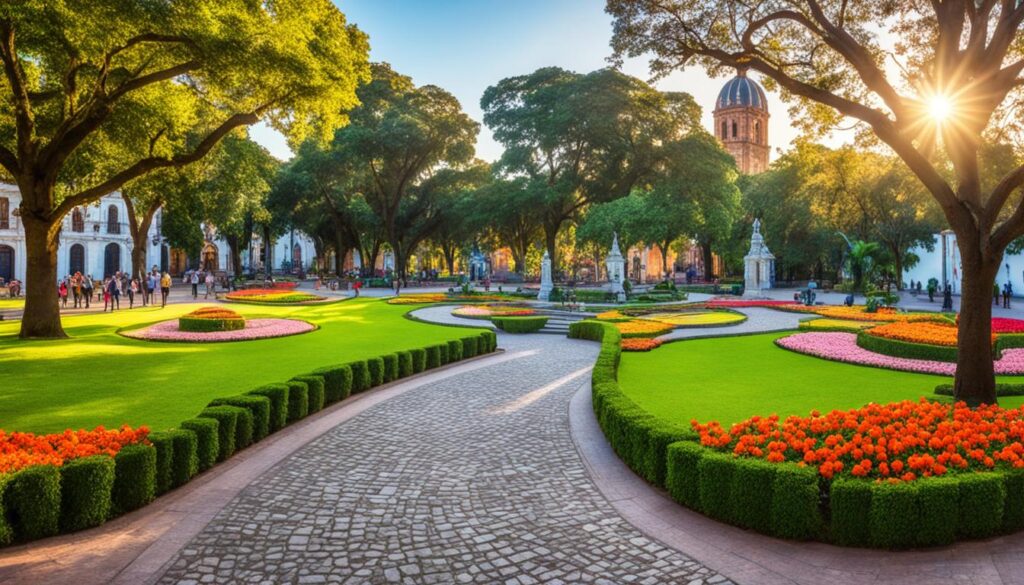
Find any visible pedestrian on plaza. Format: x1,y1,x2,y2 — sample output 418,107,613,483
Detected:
59,279,68,308
204,271,215,299
71,272,83,308
1004,283,1012,309
128,278,138,309
353,279,362,297
160,272,172,307
147,270,159,305
82,274,93,308
102,277,112,311
190,270,200,299
995,282,1001,306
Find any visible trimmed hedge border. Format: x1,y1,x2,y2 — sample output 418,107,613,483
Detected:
573,318,1024,548
855,330,963,362
0,320,497,546
492,316,548,333
935,382,1024,397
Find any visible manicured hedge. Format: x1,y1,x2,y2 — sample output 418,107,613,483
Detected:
366,357,385,387
426,345,442,369
462,335,479,358
199,406,240,461
347,360,371,393
59,456,114,531
285,380,309,422
410,348,427,373
164,428,199,488
0,477,11,545
482,330,497,352
447,339,463,362
492,316,548,333
7,465,61,540
934,382,1024,397
112,444,156,514
438,343,450,365
292,375,325,413
178,316,245,332
247,383,289,432
315,364,353,403
209,395,272,441
856,330,960,362
180,417,219,471
147,431,176,495
397,351,414,378
382,354,399,382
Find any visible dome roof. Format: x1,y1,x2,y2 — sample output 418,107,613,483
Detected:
716,71,768,112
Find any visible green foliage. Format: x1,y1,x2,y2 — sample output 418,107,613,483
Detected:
396,351,414,378
665,441,704,509
209,395,272,442
285,381,310,422
492,316,548,333
199,407,240,462
697,452,735,522
425,345,442,369
347,360,372,393
410,348,427,373
165,429,199,488
461,336,479,358
178,316,246,332
7,465,61,540
934,383,1024,397
382,354,399,383
567,320,608,341
247,384,290,433
112,444,157,515
729,458,776,532
366,357,385,387
438,343,450,365
479,330,497,353
856,331,959,362
293,375,325,413
59,456,115,531
447,340,463,362
771,464,822,540
1003,469,1024,533
915,477,959,547
869,480,919,548
0,477,11,545
147,432,176,495
314,365,354,403
957,473,1005,539
180,418,219,472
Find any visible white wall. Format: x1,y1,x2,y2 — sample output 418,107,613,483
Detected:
905,232,1024,294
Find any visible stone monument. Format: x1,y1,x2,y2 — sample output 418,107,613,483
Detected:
743,218,775,297
606,232,626,303
538,249,554,301
469,244,487,282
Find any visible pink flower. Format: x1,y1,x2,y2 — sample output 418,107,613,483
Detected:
122,318,314,342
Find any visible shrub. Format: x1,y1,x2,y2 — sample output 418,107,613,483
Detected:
59,455,115,531
462,336,479,358
247,384,289,433
293,375,325,413
381,354,399,382
665,441,704,509
410,348,427,373
209,395,272,441
396,351,414,378
366,357,385,387
1005,469,1024,533
199,406,241,461
567,320,606,341
915,477,959,547
112,444,157,515
934,382,1024,397
347,360,371,393
869,480,918,548
285,380,309,422
729,457,776,532
492,316,548,333
829,479,873,546
178,307,245,332
164,429,199,488
425,345,441,369
147,431,175,495
179,418,219,471
856,330,959,362
697,452,735,522
0,477,11,545
447,339,463,362
232,407,254,450
437,343,450,365
315,364,353,403
771,464,822,540
957,473,1005,539
482,330,497,352
6,465,61,540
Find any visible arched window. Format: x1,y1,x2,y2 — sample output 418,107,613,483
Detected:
721,121,727,139
731,120,738,138
69,244,85,274
0,197,8,229
754,121,762,144
293,243,302,269
107,204,119,234
71,208,85,232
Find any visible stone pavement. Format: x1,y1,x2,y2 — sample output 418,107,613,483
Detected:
155,332,731,585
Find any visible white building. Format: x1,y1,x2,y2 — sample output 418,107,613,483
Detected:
905,231,1024,295
0,183,318,284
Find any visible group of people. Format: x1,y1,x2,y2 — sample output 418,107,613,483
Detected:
996,282,1014,309
0,277,21,297
58,267,174,310
182,269,217,300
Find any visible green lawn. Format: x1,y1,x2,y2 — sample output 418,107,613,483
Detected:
0,299,478,433
618,331,1024,427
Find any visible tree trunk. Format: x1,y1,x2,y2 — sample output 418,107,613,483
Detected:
226,235,243,278
263,225,273,276
702,240,715,280
954,247,999,406
544,223,559,278
892,246,904,291
444,247,456,276
334,230,348,277
659,241,671,279
20,215,67,339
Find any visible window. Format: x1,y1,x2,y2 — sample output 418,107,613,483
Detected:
0,197,8,229
107,204,119,234
732,121,738,138
755,121,762,144
721,121,727,139
72,208,85,232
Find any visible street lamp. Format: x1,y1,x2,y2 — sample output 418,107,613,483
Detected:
940,229,954,292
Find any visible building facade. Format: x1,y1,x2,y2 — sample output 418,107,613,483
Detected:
713,68,770,175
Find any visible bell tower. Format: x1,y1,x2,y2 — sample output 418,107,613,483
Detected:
712,68,770,174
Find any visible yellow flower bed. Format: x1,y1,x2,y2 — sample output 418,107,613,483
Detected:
641,311,744,327
614,320,674,338
596,310,631,322
814,306,940,323
387,294,448,305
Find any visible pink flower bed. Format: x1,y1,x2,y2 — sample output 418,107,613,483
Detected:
776,331,1024,375
993,318,1024,334
122,318,314,342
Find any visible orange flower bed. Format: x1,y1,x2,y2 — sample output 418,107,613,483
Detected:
693,399,1024,482
621,338,664,351
0,425,149,475
866,321,995,347
815,306,940,322
614,320,674,338
184,307,243,320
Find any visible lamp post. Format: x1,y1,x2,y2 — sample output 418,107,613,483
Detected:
940,229,954,292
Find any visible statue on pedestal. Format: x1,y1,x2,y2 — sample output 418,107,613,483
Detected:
538,249,554,301
743,218,775,297
606,232,626,303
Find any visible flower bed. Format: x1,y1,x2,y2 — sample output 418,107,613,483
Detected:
641,311,744,327
224,289,324,304
179,307,246,332
596,310,631,322
0,425,149,475
122,318,315,343
994,318,1024,334
705,299,801,309
620,338,663,352
693,399,1024,481
864,321,969,347
614,320,674,338
799,318,879,332
387,293,509,305
776,331,1024,375
451,304,535,318
814,306,943,322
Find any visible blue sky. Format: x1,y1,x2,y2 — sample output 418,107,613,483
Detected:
251,0,802,162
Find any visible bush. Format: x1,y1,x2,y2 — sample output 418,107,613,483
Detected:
957,473,1005,539
829,479,873,546
59,455,115,531
665,441,704,509
425,345,441,369
438,343,450,365
567,320,606,341
856,331,959,362
232,407,254,450
729,457,776,532
247,383,289,433
165,428,199,488
410,348,427,373
293,375,325,413
447,339,463,362
915,477,959,547
315,364,353,403
285,380,309,422
397,351,414,378
147,431,176,495
209,394,272,441
492,316,548,333
178,315,245,332
462,336,479,358
0,477,11,546
1004,469,1024,533
180,418,219,471
771,464,822,540
480,330,496,353
6,465,61,540
934,382,1024,397
382,354,399,382
199,406,241,460
347,360,371,393
869,480,919,548
366,357,385,387
112,444,157,514
697,452,735,522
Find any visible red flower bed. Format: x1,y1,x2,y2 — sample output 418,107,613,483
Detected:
692,399,1024,482
993,317,1024,334
621,338,664,352
0,425,149,474
705,299,801,309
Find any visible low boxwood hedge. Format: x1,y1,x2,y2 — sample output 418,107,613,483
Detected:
178,316,246,333
425,345,442,369
462,336,478,358
347,360,371,393
313,364,353,403
410,348,427,373
438,342,451,365
492,316,548,333
209,395,272,441
180,417,219,471
382,354,399,382
0,477,11,545
112,444,156,515
284,380,309,422
59,455,114,531
856,330,961,362
292,375,325,414
934,382,1024,397
247,384,289,432
198,406,241,461
366,357,385,387
396,351,414,378
7,465,61,540
447,339,463,362
163,428,199,488
147,431,176,495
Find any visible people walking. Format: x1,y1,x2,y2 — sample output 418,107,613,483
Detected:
995,282,1001,306
72,272,83,308
204,271,215,299
353,279,362,297
82,274,93,308
59,279,68,308
128,278,138,309
190,270,199,299
1004,283,1012,309
160,272,172,307
147,269,159,305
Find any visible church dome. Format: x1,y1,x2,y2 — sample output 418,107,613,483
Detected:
716,70,768,112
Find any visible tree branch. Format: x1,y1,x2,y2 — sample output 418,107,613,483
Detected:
0,144,19,176
0,21,35,162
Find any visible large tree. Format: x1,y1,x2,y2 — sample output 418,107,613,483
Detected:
482,67,701,272
609,1,1024,405
0,0,369,338
474,177,546,276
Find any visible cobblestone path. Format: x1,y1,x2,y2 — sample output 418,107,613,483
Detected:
157,333,733,584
